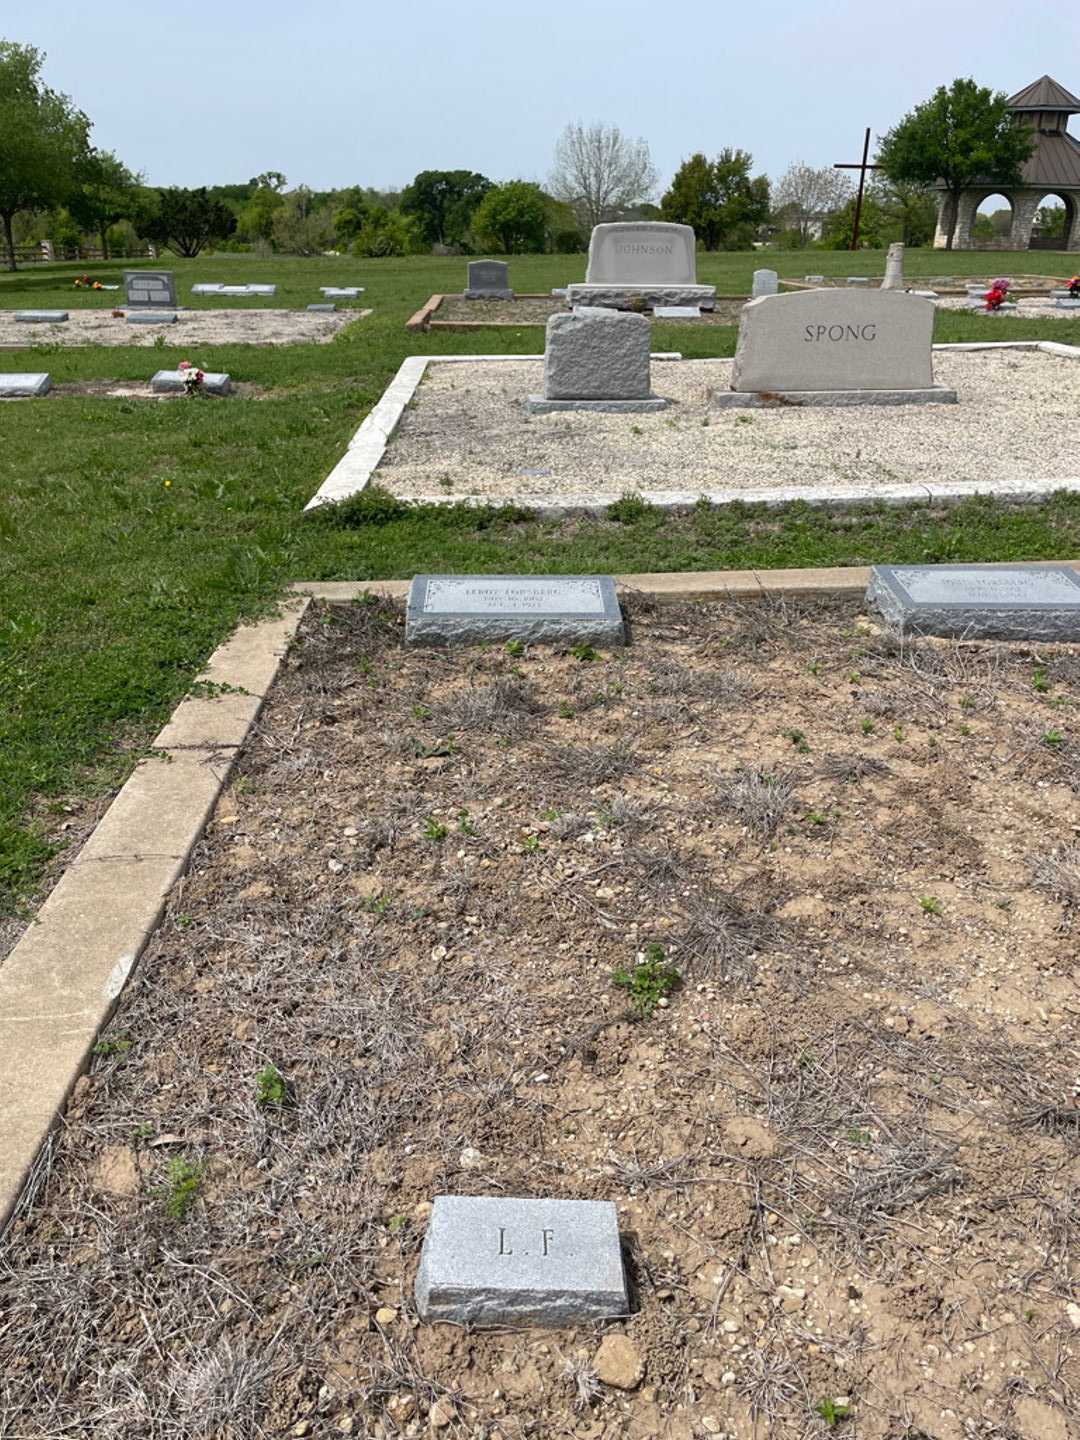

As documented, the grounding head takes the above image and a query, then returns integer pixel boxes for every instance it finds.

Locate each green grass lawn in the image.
[2,249,1079,912]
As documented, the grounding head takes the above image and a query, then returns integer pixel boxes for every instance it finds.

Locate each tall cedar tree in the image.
[877,79,1033,250]
[660,150,769,250]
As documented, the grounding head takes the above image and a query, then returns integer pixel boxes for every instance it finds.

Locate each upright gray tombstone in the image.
[416,1195,629,1327]
[124,270,177,308]
[752,268,779,297]
[868,564,1080,641]
[709,289,955,408]
[406,574,625,647]
[567,222,716,310]
[465,260,513,300]
[526,307,667,413]
[880,242,904,290]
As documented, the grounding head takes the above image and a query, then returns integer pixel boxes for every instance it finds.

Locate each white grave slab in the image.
[0,373,51,397]
[406,574,625,646]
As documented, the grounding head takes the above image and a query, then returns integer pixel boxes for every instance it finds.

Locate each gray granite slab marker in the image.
[191,283,225,295]
[307,302,336,312]
[0,373,51,397]
[124,270,177,307]
[653,305,701,318]
[406,575,625,647]
[465,260,513,300]
[151,369,231,395]
[416,1195,628,1327]
[14,310,68,323]
[1055,298,1080,310]
[868,564,1080,641]
[246,284,277,295]
[320,286,363,297]
[126,312,178,325]
[846,276,870,286]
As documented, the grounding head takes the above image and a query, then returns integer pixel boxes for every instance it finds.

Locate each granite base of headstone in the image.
[127,312,178,325]
[151,369,231,395]
[868,564,1080,641]
[710,289,956,409]
[415,1195,629,1327]
[465,260,513,300]
[0,373,51,397]
[15,311,69,323]
[406,575,625,647]
[124,270,177,308]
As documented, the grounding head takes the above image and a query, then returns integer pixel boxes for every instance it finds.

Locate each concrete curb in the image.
[0,599,310,1236]
[303,341,1080,515]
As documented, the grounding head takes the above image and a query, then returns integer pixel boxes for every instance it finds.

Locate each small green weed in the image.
[521,834,542,853]
[456,809,476,836]
[860,718,875,735]
[607,492,654,523]
[424,817,448,842]
[803,810,828,827]
[612,943,680,1019]
[1042,730,1065,748]
[571,643,598,663]
[92,1035,132,1058]
[815,1398,851,1427]
[256,1063,289,1108]
[919,895,943,916]
[157,1157,204,1221]
[893,725,905,743]
[360,892,391,915]
[557,702,575,719]
[505,639,525,657]
[783,727,810,753]
[412,703,431,720]
[1033,668,1050,693]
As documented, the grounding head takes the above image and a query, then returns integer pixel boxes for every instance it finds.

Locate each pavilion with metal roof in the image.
[933,75,1080,251]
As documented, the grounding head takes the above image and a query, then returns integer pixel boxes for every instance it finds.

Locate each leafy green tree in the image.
[67,148,140,258]
[237,182,285,244]
[471,180,547,253]
[270,187,333,255]
[142,186,237,257]
[876,176,938,247]
[821,193,888,249]
[660,149,769,250]
[877,78,1033,250]
[0,41,90,270]
[400,169,492,248]
[351,207,421,257]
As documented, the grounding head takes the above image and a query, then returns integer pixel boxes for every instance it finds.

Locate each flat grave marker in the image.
[0,373,51,397]
[868,564,1080,641]
[307,302,336,312]
[416,1195,628,1327]
[126,312,178,325]
[15,311,68,323]
[654,304,701,318]
[406,574,625,647]
[124,270,177,308]
[151,369,231,395]
[320,286,364,298]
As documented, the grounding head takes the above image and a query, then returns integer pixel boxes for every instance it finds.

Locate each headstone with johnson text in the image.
[416,1195,629,1327]
[465,260,513,300]
[868,564,1080,641]
[124,270,177,309]
[406,574,625,647]
[709,289,956,408]
[567,221,716,311]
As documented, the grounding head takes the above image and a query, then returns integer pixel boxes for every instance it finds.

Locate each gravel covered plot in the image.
[2,596,1079,1439]
[935,296,1080,321]
[375,351,1080,505]
[0,307,366,348]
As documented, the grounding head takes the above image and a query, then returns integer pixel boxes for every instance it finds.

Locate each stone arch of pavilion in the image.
[933,75,1080,252]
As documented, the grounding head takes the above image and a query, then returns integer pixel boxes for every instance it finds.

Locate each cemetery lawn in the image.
[3,594,1077,1437]
[2,251,1080,920]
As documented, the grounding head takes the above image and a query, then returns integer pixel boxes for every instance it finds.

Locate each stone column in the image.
[1063,196,1080,252]
[950,192,980,250]
[1008,191,1039,250]
[881,242,904,289]
[932,194,954,249]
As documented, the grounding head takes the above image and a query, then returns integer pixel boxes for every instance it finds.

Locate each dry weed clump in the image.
[2,594,1079,1439]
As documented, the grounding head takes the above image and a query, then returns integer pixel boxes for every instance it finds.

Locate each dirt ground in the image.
[1,594,1078,1440]
[431,298,751,328]
[0,307,368,349]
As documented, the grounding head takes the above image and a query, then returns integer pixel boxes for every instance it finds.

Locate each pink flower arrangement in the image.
[178,359,206,397]
[985,278,1010,311]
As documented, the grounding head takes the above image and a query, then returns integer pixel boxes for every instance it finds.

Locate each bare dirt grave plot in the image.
[372,351,1080,507]
[428,297,748,329]
[2,593,1078,1439]
[0,307,368,349]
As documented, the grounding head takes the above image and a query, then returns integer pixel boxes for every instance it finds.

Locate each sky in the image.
[4,0,1077,194]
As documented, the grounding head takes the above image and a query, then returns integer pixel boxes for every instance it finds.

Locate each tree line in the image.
[0,41,1038,269]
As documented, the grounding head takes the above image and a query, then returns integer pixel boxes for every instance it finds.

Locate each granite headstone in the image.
[868,564,1080,641]
[406,574,625,647]
[416,1195,629,1327]
[752,268,779,297]
[465,260,513,300]
[124,270,177,308]
[567,222,716,310]
[527,307,667,413]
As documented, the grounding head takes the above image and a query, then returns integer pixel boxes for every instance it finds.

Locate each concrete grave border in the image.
[303,341,1080,516]
[5,556,1080,1233]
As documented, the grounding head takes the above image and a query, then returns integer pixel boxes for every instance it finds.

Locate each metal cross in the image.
[834,127,882,252]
